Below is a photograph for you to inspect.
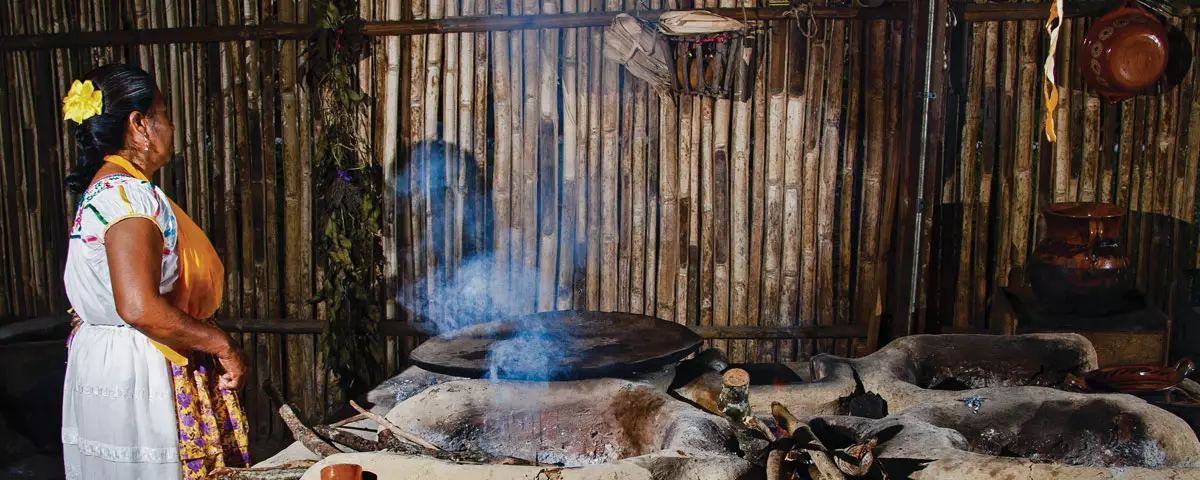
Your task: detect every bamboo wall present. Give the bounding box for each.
[923,10,1200,332]
[4,0,1200,451]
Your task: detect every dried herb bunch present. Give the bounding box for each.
[309,0,382,402]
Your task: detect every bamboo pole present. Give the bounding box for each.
[426,0,445,322]
[382,0,402,325]
[658,91,680,320]
[557,0,580,311]
[586,18,603,310]
[729,21,754,361]
[818,19,843,354]
[443,0,461,277]
[1080,49,1101,201]
[491,0,513,303]
[536,7,560,312]
[687,93,701,325]
[226,0,256,334]
[507,1,525,309]
[699,84,714,330]
[1052,20,1071,204]
[1010,19,1038,274]
[631,80,648,315]
[711,4,733,356]
[1181,19,1200,229]
[218,0,243,322]
[644,9,660,317]
[856,22,886,340]
[457,0,474,266]
[761,22,788,361]
[779,20,806,361]
[573,10,590,309]
[599,0,620,311]
[474,0,488,262]
[624,67,643,314]
[800,14,826,356]
[992,21,1016,292]
[953,23,984,328]
[521,0,539,313]
[838,21,860,334]
[675,92,694,323]
[409,0,429,327]
[974,21,997,327]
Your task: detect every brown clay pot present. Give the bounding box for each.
[1027,202,1132,316]
[320,463,363,480]
[1080,0,1169,103]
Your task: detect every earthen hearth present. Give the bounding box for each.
[261,333,1200,479]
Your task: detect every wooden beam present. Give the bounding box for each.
[0,24,317,51]
[3,6,906,51]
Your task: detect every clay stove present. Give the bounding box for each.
[255,316,1200,480]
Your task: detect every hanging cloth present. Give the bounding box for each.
[104,154,225,366]
[1043,0,1065,142]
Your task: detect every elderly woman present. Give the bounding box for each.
[60,64,251,479]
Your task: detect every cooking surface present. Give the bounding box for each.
[410,311,703,380]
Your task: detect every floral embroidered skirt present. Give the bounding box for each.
[171,354,253,478]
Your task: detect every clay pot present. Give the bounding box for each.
[1080,0,1169,103]
[1067,358,1195,394]
[1027,202,1132,316]
[320,463,363,480]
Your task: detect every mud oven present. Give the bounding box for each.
[255,311,1200,480]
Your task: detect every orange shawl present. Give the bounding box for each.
[106,154,225,366]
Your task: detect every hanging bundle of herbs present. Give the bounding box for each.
[308,0,382,402]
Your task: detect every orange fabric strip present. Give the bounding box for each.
[103,155,226,365]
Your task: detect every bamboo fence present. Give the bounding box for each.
[3,0,1200,451]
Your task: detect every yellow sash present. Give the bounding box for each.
[104,155,225,366]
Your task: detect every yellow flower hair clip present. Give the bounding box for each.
[62,79,103,124]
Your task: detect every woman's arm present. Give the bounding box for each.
[105,217,247,389]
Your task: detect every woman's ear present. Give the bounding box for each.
[126,110,147,137]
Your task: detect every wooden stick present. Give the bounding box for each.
[557,4,580,311]
[1010,19,1038,276]
[599,0,620,311]
[520,0,539,314]
[676,92,694,323]
[313,424,382,452]
[443,0,461,276]
[619,68,634,314]
[491,17,513,302]
[975,21,998,328]
[574,17,591,310]
[586,21,603,310]
[263,382,340,458]
[761,23,788,362]
[712,22,734,357]
[729,27,753,361]
[800,14,827,356]
[328,413,370,429]
[348,400,441,451]
[856,20,886,343]
[209,465,313,480]
[644,40,661,317]
[748,28,768,362]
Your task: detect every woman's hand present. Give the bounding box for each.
[216,342,250,391]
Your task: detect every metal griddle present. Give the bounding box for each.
[409,311,703,380]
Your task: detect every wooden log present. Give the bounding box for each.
[719,368,751,421]
[687,94,701,326]
[313,424,382,452]
[993,20,1016,295]
[263,382,340,458]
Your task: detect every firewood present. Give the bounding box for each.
[327,413,370,429]
[771,402,844,480]
[313,424,382,453]
[375,429,546,466]
[208,460,315,480]
[765,448,786,480]
[348,400,441,451]
[262,382,340,458]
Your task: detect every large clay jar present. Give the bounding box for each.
[1027,202,1133,316]
[1080,0,1169,103]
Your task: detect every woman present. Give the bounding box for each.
[60,64,252,479]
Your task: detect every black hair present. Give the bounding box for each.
[64,64,157,195]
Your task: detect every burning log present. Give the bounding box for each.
[348,400,441,451]
[765,448,786,480]
[769,402,845,480]
[263,381,341,458]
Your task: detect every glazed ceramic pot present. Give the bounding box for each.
[320,463,363,480]
[1027,202,1133,316]
[1080,0,1169,102]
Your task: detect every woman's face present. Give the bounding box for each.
[142,88,174,164]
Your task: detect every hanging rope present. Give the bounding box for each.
[1042,0,1064,142]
